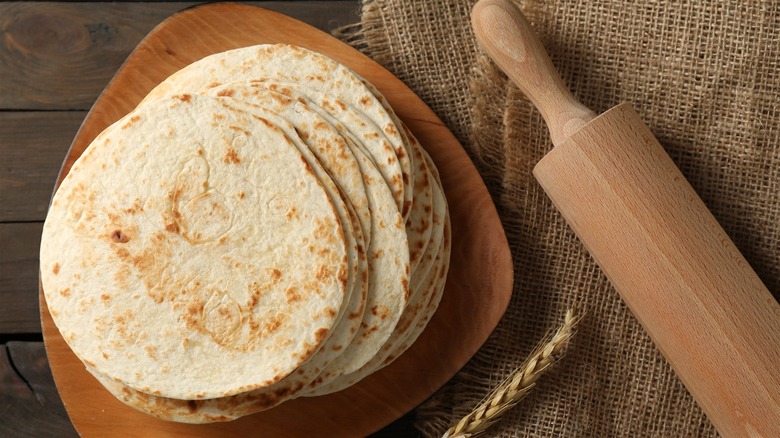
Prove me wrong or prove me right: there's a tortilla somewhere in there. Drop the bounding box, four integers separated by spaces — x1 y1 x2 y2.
40 94 349 400
211 90 369 353
306 147 451 395
42 44 452 422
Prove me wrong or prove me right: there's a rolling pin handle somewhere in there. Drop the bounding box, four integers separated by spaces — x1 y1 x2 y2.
471 0 596 146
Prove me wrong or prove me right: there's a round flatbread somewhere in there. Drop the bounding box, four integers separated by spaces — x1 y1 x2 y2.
40 94 349 400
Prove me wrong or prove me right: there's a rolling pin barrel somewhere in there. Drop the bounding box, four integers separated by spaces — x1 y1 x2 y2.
472 0 780 436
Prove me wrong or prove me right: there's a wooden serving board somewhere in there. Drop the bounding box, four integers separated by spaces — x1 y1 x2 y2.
39 3 513 437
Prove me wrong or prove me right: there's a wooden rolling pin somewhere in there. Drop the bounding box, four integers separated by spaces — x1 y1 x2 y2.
471 1 780 436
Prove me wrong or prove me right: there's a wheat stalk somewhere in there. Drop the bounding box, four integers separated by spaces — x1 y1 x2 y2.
442 309 581 438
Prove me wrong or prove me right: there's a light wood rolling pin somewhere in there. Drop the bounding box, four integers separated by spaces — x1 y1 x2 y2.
471 0 780 436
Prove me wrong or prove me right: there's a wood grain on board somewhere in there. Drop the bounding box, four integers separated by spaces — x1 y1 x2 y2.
0 2 359 109
0 342 78 437
0 222 44 334
0 112 86 222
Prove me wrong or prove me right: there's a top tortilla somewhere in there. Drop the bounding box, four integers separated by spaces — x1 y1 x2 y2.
39 94 349 400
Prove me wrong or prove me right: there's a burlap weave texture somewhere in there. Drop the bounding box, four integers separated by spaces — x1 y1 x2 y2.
350 1 778 436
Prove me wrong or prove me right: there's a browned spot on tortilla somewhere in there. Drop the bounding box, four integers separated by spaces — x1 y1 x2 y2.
314 264 333 281
120 115 141 130
165 220 179 233
391 174 402 188
300 156 314 175
100 294 110 302
102 351 109 359
285 206 299 221
334 100 347 111
183 300 204 329
59 288 71 297
206 82 222 89
349 307 363 319
326 307 337 318
269 269 282 281
313 121 328 130
52 263 60 275
263 314 283 334
362 324 379 337
373 248 384 259
216 88 234 97
218 235 228 244
125 199 143 214
321 100 335 112
114 247 130 260
83 359 95 367
315 327 329 344
228 125 250 136
238 191 246 200
174 94 191 102
111 229 129 243
285 286 301 304
253 115 273 128
270 92 289 104
339 266 348 289
144 345 158 361
224 147 240 164
383 123 405 139
359 96 372 106
402 278 409 300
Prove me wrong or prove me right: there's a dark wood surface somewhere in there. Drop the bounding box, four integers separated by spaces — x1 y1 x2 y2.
0 2 419 436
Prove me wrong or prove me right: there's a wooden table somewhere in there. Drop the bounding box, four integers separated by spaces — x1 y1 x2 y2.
0 2 417 436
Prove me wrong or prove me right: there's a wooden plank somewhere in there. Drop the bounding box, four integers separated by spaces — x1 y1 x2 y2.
0 342 415 437
0 1 359 110
0 342 78 437
0 222 43 334
4 342 78 437
0 112 86 222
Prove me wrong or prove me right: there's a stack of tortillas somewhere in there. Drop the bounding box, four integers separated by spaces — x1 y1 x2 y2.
39 44 451 423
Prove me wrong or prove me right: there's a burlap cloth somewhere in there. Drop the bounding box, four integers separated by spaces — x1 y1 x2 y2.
343 1 779 436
